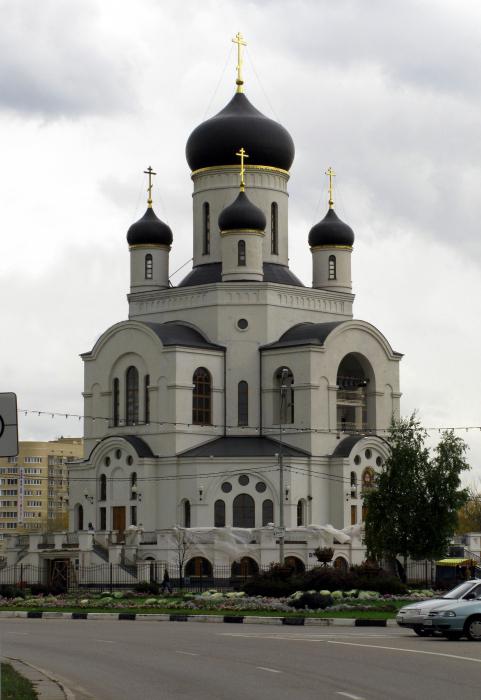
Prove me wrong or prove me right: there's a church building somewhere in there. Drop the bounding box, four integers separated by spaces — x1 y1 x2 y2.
66 35 402 575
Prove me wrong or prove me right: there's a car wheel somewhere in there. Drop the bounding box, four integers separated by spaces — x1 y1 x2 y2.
413 626 432 637
444 632 462 641
464 616 481 641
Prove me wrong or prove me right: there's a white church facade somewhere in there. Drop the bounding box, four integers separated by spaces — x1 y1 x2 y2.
6 38 402 577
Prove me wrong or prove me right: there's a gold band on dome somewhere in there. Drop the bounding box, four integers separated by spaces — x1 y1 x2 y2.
129 244 171 250
310 245 353 251
220 229 265 236
191 164 290 177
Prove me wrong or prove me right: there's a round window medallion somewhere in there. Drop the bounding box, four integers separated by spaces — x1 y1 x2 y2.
104 456 111 467
238 474 249 486
237 318 248 330
115 449 122 460
365 449 372 459
221 482 232 493
255 481 267 493
127 455 133 466
376 456 382 466
354 455 361 465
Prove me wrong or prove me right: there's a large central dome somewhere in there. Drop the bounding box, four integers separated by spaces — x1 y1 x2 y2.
186 92 295 172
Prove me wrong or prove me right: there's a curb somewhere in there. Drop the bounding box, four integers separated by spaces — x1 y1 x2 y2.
0 610 396 627
4 657 75 699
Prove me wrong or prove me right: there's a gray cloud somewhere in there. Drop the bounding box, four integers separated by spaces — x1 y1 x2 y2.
0 0 136 117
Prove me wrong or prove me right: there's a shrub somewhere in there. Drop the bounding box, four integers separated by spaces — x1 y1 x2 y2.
0 585 26 599
134 581 160 595
289 592 333 610
243 563 408 598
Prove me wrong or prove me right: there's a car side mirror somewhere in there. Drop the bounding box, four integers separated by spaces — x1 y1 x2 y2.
465 592 476 600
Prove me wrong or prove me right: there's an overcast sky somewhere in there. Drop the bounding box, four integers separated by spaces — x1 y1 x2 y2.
1 0 480 481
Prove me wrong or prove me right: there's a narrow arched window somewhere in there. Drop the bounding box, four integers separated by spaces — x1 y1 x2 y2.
275 367 294 424
112 378 120 427
144 374 150 424
203 202 210 255
328 255 336 280
130 472 137 500
238 381 248 426
262 499 274 526
193 367 212 425
184 500 191 528
214 499 226 527
233 494 255 527
297 499 305 526
99 474 107 501
145 254 153 280
77 504 84 531
126 366 139 425
238 240 246 266
271 202 278 255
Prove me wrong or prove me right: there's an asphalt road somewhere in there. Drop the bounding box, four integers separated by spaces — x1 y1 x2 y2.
2 620 481 700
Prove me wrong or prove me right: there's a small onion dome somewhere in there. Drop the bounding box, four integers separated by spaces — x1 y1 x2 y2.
126 207 173 247
218 190 267 232
186 93 295 172
308 208 354 248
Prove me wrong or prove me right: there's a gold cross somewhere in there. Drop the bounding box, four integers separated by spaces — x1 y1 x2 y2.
326 166 336 208
236 147 249 191
144 166 157 207
232 32 247 93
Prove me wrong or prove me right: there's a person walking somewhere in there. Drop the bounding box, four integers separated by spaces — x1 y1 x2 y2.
160 569 173 594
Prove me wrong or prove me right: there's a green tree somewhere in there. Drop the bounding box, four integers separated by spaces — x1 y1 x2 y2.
456 485 481 534
365 414 469 571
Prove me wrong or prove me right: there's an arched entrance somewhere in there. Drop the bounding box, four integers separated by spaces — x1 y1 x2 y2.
185 557 213 578
333 556 348 573
284 556 305 573
231 557 259 578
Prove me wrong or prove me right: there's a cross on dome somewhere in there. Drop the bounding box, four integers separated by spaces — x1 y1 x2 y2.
235 147 249 191
326 166 336 209
232 32 247 93
144 166 157 208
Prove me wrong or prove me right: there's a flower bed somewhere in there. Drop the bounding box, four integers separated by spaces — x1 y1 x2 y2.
0 587 436 615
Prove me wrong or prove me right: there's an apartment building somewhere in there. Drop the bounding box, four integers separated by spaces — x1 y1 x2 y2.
0 438 83 550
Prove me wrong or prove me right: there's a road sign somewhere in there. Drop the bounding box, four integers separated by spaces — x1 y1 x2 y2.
0 393 18 457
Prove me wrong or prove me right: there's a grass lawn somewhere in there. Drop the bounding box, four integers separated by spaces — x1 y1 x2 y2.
1 663 38 699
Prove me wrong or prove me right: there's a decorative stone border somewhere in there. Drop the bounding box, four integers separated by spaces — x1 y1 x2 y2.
0 610 393 626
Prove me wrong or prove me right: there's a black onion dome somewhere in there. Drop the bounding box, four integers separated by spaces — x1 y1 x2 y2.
127 207 173 247
218 190 267 232
186 93 295 172
308 208 355 248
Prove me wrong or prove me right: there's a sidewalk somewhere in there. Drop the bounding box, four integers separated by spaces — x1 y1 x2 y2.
3 657 75 699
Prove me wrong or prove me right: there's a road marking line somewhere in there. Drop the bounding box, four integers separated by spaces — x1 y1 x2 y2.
328 640 481 664
256 666 281 673
93 639 115 643
220 633 399 641
175 650 199 656
337 692 365 700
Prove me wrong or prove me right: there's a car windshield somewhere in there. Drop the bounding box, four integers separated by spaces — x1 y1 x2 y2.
443 581 477 599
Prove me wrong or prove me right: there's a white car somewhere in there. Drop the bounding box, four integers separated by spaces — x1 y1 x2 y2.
396 580 481 636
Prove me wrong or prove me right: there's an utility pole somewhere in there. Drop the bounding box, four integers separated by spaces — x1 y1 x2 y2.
278 368 289 565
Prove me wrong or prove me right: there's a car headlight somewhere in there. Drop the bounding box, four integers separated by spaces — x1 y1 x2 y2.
441 611 456 617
